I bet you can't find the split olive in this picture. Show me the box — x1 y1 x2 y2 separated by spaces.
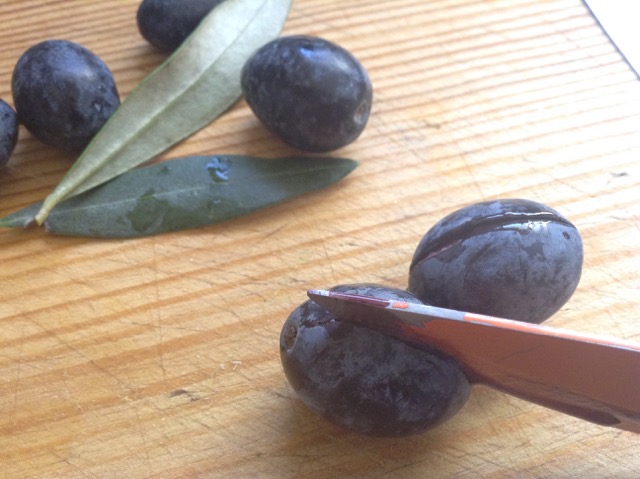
408 199 583 324
280 283 471 436
12 40 120 153
0 99 18 168
241 35 372 152
137 0 225 52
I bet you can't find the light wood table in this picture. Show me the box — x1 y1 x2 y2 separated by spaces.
1 1 639 477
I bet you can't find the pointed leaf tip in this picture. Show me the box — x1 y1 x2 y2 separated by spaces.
0 202 42 229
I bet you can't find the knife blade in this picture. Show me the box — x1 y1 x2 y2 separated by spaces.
584 0 640 78
307 289 640 434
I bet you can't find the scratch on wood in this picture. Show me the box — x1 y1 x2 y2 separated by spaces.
168 389 199 401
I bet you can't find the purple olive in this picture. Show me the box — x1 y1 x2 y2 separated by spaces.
0 99 18 168
137 0 225 53
408 199 583 324
12 40 120 153
241 35 372 152
280 283 471 436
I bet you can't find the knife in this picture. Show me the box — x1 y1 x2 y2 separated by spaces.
307 289 640 434
584 0 640 78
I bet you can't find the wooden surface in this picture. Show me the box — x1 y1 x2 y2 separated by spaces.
1 1 639 477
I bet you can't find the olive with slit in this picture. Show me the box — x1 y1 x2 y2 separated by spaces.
0 99 18 168
12 40 120 153
280 283 471 436
242 35 373 152
408 199 583 324
137 0 225 52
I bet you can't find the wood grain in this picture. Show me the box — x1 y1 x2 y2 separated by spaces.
1 0 639 477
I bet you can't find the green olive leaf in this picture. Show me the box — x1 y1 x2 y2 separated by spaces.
0 156 357 238
33 0 292 225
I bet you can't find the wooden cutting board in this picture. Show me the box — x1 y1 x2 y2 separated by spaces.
1 1 639 477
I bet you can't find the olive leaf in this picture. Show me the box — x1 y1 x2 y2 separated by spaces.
33 0 292 225
0 156 357 238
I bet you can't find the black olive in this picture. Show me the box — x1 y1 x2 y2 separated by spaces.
241 35 373 152
0 99 18 168
11 40 120 153
280 283 471 436
137 0 225 53
408 199 583 324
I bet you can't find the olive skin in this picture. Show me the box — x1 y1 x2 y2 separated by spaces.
12 40 120 153
280 283 471 436
241 35 373 152
409 199 583 324
0 100 18 168
137 0 225 53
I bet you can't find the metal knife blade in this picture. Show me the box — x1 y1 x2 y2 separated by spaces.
307 289 640 433
584 0 640 77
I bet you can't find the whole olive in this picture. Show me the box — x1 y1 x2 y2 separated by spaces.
280 283 471 436
408 199 583 324
12 40 120 153
137 0 225 53
0 99 18 168
241 35 373 152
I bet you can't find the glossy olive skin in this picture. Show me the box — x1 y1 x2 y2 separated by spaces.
0 99 18 168
409 199 583 324
280 284 471 436
242 35 372 152
137 0 225 52
12 40 120 153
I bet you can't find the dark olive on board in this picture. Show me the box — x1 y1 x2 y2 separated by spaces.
241 35 373 152
280 283 471 436
137 0 225 53
11 40 120 153
408 199 583 324
0 99 19 168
